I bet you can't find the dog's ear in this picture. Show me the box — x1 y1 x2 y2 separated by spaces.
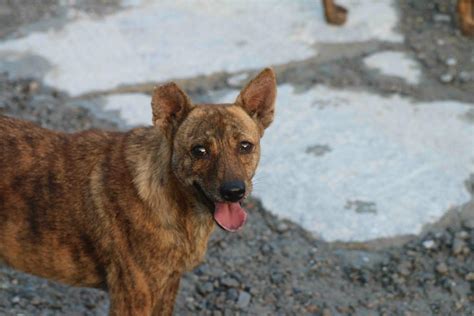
235 68 276 130
151 82 193 133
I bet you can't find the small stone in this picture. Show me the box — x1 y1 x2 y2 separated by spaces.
445 58 457 66
31 297 42 306
28 81 39 93
197 282 214 295
220 277 239 288
213 311 223 316
260 243 273 255
463 219 474 229
398 261 412 277
12 296 20 304
452 238 466 255
433 13 451 23
226 288 239 301
236 291 251 308
465 272 474 281
435 262 448 274
276 222 289 233
436 39 445 46
422 239 436 249
455 231 469 240
249 286 259 295
270 271 284 284
322 308 332 316
305 304 320 313
440 73 453 83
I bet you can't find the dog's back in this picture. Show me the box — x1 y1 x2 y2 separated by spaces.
0 115 120 287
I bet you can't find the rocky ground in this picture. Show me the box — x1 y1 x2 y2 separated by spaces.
1 0 473 315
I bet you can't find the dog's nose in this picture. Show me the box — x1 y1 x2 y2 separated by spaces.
219 181 245 202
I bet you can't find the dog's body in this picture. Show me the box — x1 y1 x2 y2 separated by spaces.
0 69 276 315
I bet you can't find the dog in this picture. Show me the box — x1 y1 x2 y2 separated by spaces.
0 68 276 315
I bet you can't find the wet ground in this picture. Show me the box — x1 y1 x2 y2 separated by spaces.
0 0 473 315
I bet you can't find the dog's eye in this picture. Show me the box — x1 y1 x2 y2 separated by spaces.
191 145 208 158
239 141 254 154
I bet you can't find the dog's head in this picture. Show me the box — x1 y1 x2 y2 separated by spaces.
151 68 276 232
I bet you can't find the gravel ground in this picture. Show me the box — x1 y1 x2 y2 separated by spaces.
1 0 474 315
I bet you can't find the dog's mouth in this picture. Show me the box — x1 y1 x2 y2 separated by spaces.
193 182 247 232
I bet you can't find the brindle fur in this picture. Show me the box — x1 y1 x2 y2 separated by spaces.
0 69 276 315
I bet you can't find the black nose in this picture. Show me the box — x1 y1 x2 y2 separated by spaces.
219 180 245 202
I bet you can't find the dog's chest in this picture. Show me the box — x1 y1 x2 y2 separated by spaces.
167 202 215 270
181 221 214 271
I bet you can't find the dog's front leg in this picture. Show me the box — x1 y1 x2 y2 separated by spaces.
151 275 181 316
107 264 154 316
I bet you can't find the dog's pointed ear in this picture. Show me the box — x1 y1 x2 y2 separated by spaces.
151 82 193 132
235 68 276 130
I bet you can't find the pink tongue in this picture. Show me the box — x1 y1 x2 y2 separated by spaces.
214 202 247 232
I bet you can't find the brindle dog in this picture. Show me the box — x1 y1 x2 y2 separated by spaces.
0 68 276 315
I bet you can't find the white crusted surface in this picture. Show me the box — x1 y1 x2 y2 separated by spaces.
364 51 422 85
220 85 474 241
0 0 402 96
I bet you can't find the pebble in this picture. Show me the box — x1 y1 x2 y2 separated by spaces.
236 291 251 308
439 73 453 83
455 231 469 240
260 243 273 255
197 282 214 295
452 239 466 255
435 262 448 274
465 272 474 281
322 308 332 316
226 288 239 301
422 240 436 249
28 81 39 93
12 296 20 304
270 271 284 284
220 277 239 288
249 286 259 295
463 219 474 229
398 261 412 277
276 222 289 233
31 297 42 306
445 57 457 66
433 13 451 23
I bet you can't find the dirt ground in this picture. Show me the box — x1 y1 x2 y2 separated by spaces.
0 0 473 315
